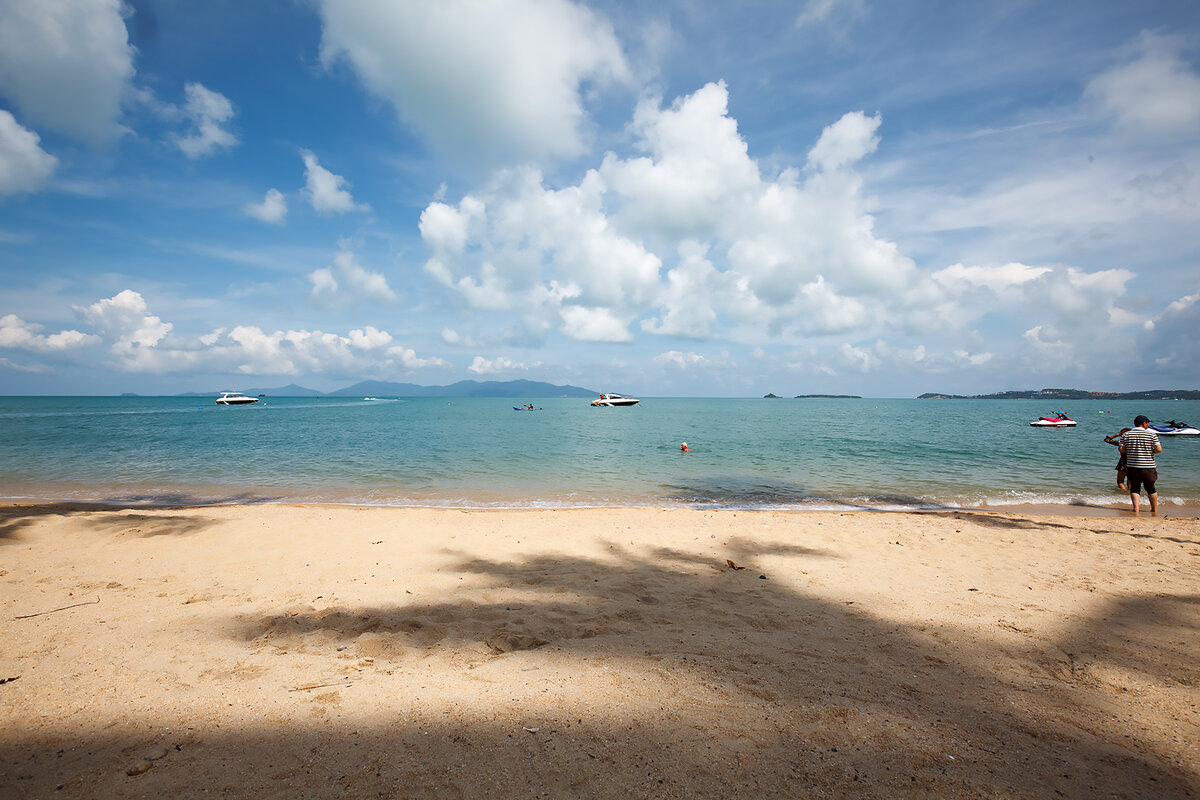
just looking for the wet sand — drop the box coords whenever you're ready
[2,503,1198,798]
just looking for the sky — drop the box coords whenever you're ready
[1,0,1198,398]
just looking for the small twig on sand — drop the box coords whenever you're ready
[289,680,354,692]
[14,596,100,620]
[0,676,18,685]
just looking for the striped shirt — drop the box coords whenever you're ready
[1121,426,1160,468]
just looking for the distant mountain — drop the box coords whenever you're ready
[918,388,1200,400]
[324,380,431,397]
[763,392,862,399]
[177,383,323,397]
[250,383,325,397]
[178,379,599,398]
[326,379,597,398]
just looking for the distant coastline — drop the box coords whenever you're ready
[175,379,597,399]
[763,393,863,399]
[918,388,1200,400]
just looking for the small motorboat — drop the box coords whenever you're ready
[591,393,639,407]
[513,404,538,411]
[215,391,259,405]
[1029,412,1076,427]
[1150,420,1200,436]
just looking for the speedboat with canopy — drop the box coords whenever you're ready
[215,391,259,405]
[591,393,639,407]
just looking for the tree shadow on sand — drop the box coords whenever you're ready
[924,510,1077,531]
[5,532,1198,798]
[0,502,232,542]
[208,540,1200,798]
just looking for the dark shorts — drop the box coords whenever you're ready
[1126,466,1157,494]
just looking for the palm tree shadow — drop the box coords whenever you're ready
[226,540,1198,797]
[925,510,1076,531]
[0,502,221,541]
[1053,593,1200,688]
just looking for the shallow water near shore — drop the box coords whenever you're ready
[1,395,1198,510]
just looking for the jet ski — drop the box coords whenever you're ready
[1150,420,1199,436]
[1029,412,1077,427]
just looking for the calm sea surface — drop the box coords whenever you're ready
[1,396,1197,510]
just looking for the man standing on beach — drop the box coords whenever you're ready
[1119,415,1162,514]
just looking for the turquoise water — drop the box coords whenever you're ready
[1,396,1197,509]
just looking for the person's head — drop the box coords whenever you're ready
[1134,415,1150,427]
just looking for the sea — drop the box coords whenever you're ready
[1,396,1198,511]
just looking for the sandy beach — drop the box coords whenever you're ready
[2,503,1198,799]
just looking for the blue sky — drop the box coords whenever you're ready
[1,0,1198,397]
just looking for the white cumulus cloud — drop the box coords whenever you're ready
[302,149,367,214]
[468,355,526,375]
[13,290,446,379]
[348,326,391,350]
[0,0,134,145]
[1086,32,1200,137]
[806,110,881,172]
[74,289,175,370]
[421,82,916,345]
[215,324,443,376]
[933,262,1052,293]
[0,109,57,195]
[653,350,705,369]
[308,250,396,304]
[315,0,631,167]
[0,313,93,351]
[388,345,447,370]
[175,82,237,158]
[243,188,287,224]
[76,289,170,349]
[560,305,633,343]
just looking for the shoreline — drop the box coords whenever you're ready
[3,496,1200,518]
[3,503,1199,797]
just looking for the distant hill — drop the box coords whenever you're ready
[762,393,862,399]
[326,379,597,398]
[919,388,1200,400]
[180,379,598,398]
[178,383,323,397]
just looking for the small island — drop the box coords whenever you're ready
[763,393,863,399]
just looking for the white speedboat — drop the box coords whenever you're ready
[215,391,259,405]
[1029,413,1075,427]
[1151,420,1199,436]
[591,393,639,407]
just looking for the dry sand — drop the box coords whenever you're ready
[2,504,1198,799]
